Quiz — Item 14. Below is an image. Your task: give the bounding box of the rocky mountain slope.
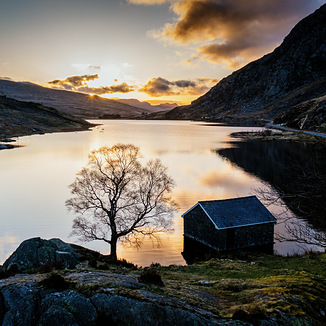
[0,79,167,119]
[0,95,92,140]
[162,4,326,131]
[1,238,325,326]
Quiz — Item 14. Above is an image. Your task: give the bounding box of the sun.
[89,93,94,97]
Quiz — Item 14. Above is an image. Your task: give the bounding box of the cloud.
[199,169,248,189]
[88,65,101,70]
[48,75,134,95]
[128,0,169,4]
[151,0,318,67]
[49,74,98,89]
[139,77,218,97]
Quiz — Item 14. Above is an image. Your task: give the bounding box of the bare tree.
[255,183,326,250]
[66,144,177,260]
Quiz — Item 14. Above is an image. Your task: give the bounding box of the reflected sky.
[0,120,293,266]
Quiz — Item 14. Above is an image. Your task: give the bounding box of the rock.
[0,290,5,324]
[1,284,39,326]
[38,305,79,326]
[0,138,15,143]
[91,293,223,326]
[0,144,14,150]
[3,237,80,272]
[41,291,97,326]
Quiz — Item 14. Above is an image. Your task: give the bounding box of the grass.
[155,253,326,322]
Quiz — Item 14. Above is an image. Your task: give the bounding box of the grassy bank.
[158,253,326,321]
[69,252,326,324]
[230,130,325,143]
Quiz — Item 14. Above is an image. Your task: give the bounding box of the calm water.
[0,120,317,266]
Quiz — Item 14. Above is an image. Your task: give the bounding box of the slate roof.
[182,196,276,230]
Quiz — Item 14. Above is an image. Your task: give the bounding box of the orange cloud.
[139,77,218,97]
[128,0,169,4]
[48,75,134,94]
[152,0,317,67]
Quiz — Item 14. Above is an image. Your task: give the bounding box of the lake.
[0,120,321,266]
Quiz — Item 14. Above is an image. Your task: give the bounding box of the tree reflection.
[217,139,326,251]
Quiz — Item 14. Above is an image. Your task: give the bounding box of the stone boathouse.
[182,196,277,253]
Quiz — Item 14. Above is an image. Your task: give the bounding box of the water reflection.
[2,120,315,266]
[182,236,274,265]
[218,139,326,253]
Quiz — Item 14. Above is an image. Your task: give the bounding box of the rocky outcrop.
[274,95,326,132]
[2,237,103,272]
[162,4,326,129]
[0,274,237,326]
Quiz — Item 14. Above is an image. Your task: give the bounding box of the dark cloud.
[48,75,134,94]
[152,0,319,67]
[97,82,134,94]
[175,80,197,88]
[139,77,173,96]
[139,77,218,97]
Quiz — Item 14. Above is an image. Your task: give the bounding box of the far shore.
[229,129,326,143]
[0,123,96,151]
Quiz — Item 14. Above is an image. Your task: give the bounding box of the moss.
[155,252,326,323]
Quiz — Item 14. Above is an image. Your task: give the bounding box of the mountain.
[161,4,326,131]
[112,98,177,112]
[0,79,156,119]
[0,95,92,139]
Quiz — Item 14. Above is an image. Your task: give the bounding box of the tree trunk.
[110,237,118,261]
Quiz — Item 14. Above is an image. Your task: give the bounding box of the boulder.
[91,293,223,326]
[38,305,79,326]
[1,284,39,326]
[41,291,97,326]
[3,237,80,272]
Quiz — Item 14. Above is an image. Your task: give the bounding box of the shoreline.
[0,123,96,151]
[229,129,326,143]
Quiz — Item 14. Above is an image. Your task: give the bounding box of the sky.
[0,0,325,104]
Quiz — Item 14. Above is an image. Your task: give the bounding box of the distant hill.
[0,95,92,139]
[112,98,177,112]
[160,4,326,132]
[0,79,163,119]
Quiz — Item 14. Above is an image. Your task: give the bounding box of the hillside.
[0,96,93,140]
[161,4,326,131]
[0,79,165,119]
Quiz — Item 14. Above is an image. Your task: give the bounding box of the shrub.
[41,273,72,291]
[138,268,164,287]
